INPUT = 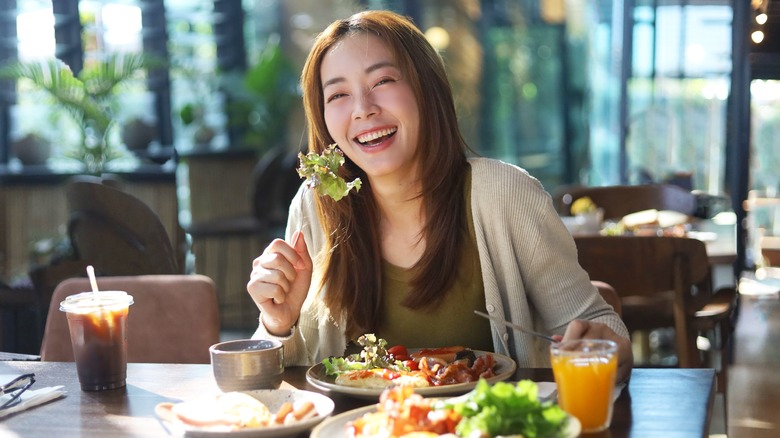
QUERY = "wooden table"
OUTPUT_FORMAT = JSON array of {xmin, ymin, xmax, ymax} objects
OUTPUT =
[{"xmin": 0, "ymin": 361, "xmax": 715, "ymax": 437}]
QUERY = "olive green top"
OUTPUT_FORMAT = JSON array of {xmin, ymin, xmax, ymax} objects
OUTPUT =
[
  {"xmin": 376, "ymin": 168, "xmax": 493, "ymax": 351},
  {"xmin": 257, "ymin": 158, "xmax": 628, "ymax": 368}
]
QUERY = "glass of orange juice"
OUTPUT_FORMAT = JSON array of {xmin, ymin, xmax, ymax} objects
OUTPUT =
[{"xmin": 550, "ymin": 339, "xmax": 618, "ymax": 433}]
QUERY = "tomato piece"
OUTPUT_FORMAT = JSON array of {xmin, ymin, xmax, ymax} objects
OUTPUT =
[
  {"xmin": 388, "ymin": 345, "xmax": 409, "ymax": 360},
  {"xmin": 403, "ymin": 359, "xmax": 418, "ymax": 371}
]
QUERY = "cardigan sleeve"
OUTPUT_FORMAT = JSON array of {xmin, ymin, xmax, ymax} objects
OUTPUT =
[
  {"xmin": 469, "ymin": 158, "xmax": 628, "ymax": 366},
  {"xmin": 252, "ymin": 183, "xmax": 349, "ymax": 366}
]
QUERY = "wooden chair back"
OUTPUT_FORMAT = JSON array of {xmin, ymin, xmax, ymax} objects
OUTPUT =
[
  {"xmin": 556, "ymin": 184, "xmax": 696, "ymax": 220},
  {"xmin": 251, "ymin": 147, "xmax": 301, "ymax": 231},
  {"xmin": 40, "ymin": 275, "xmax": 220, "ymax": 364},
  {"xmin": 592, "ymin": 280, "xmax": 622, "ymax": 318},
  {"xmin": 574, "ymin": 235, "xmax": 713, "ymax": 367},
  {"xmin": 66, "ymin": 178, "xmax": 181, "ymax": 276}
]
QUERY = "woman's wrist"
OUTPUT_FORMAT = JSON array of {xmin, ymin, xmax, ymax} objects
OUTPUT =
[{"xmin": 261, "ymin": 314, "xmax": 296, "ymax": 337}]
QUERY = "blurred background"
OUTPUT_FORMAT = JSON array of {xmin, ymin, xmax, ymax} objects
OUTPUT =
[{"xmin": 0, "ymin": 0, "xmax": 778, "ymax": 344}]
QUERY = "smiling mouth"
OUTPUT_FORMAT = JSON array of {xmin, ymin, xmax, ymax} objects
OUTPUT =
[{"xmin": 355, "ymin": 127, "xmax": 397, "ymax": 146}]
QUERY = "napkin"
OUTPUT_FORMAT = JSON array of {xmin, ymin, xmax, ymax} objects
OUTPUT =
[{"xmin": 0, "ymin": 380, "xmax": 66, "ymax": 419}]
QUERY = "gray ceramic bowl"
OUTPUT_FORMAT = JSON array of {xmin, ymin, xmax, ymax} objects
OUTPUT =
[{"xmin": 209, "ymin": 339, "xmax": 284, "ymax": 392}]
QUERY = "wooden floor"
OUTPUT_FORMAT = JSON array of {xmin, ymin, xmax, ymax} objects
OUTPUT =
[{"xmin": 709, "ymin": 292, "xmax": 780, "ymax": 437}]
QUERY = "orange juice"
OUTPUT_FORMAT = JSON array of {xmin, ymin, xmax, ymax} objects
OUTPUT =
[{"xmin": 550, "ymin": 340, "xmax": 617, "ymax": 433}]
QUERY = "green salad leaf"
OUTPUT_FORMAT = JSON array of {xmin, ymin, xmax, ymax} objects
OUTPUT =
[
  {"xmin": 297, "ymin": 143, "xmax": 361, "ymax": 201},
  {"xmin": 435, "ymin": 379, "xmax": 568, "ymax": 438},
  {"xmin": 322, "ymin": 333, "xmax": 408, "ymax": 375}
]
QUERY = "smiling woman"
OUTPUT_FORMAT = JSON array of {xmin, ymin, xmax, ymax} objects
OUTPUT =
[{"xmin": 246, "ymin": 9, "xmax": 633, "ymax": 383}]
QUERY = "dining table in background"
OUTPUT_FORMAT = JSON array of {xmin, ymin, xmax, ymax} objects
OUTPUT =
[
  {"xmin": 564, "ymin": 214, "xmax": 738, "ymax": 289},
  {"xmin": 0, "ymin": 361, "xmax": 715, "ymax": 438}
]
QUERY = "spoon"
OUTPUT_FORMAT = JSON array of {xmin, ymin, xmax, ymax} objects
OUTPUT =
[{"xmin": 473, "ymin": 310, "xmax": 556, "ymax": 343}]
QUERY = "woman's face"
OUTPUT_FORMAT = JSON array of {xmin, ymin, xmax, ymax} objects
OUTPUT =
[{"xmin": 320, "ymin": 32, "xmax": 420, "ymax": 182}]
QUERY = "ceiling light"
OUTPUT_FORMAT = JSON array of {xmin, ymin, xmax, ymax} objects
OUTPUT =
[{"xmin": 425, "ymin": 26, "xmax": 450, "ymax": 51}]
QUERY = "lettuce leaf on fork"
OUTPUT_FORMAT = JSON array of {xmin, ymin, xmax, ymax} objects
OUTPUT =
[{"xmin": 297, "ymin": 143, "xmax": 361, "ymax": 201}]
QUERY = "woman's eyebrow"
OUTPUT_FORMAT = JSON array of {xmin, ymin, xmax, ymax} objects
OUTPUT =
[
  {"xmin": 365, "ymin": 61, "xmax": 396, "ymax": 74},
  {"xmin": 322, "ymin": 76, "xmax": 344, "ymax": 90},
  {"xmin": 322, "ymin": 61, "xmax": 398, "ymax": 89}
]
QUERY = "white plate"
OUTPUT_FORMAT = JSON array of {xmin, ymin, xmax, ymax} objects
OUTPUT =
[
  {"xmin": 305, "ymin": 350, "xmax": 517, "ymax": 400},
  {"xmin": 155, "ymin": 389, "xmax": 335, "ymax": 437},
  {"xmin": 622, "ymin": 209, "xmax": 689, "ymax": 229},
  {"xmin": 310, "ymin": 402, "xmax": 581, "ymax": 438}
]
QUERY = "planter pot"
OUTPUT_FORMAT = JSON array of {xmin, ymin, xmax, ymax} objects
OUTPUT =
[
  {"xmin": 193, "ymin": 124, "xmax": 216, "ymax": 150},
  {"xmin": 122, "ymin": 119, "xmax": 158, "ymax": 152},
  {"xmin": 12, "ymin": 133, "xmax": 51, "ymax": 165}
]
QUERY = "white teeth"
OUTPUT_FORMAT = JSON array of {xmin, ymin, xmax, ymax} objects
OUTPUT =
[{"xmin": 356, "ymin": 128, "xmax": 397, "ymax": 144}]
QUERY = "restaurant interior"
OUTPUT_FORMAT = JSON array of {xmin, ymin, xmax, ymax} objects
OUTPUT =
[{"xmin": 0, "ymin": 0, "xmax": 779, "ymax": 437}]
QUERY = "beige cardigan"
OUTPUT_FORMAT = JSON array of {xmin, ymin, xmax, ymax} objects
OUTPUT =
[{"xmin": 252, "ymin": 157, "xmax": 629, "ymax": 367}]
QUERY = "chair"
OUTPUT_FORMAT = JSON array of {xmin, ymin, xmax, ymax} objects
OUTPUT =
[
  {"xmin": 186, "ymin": 147, "xmax": 301, "ymax": 330},
  {"xmin": 65, "ymin": 176, "xmax": 182, "ymax": 276},
  {"xmin": 0, "ymin": 281, "xmax": 44, "ymax": 354},
  {"xmin": 555, "ymin": 184, "xmax": 696, "ymax": 220},
  {"xmin": 40, "ymin": 274, "xmax": 220, "ymax": 364},
  {"xmin": 574, "ymin": 235, "xmax": 737, "ymax": 419},
  {"xmin": 187, "ymin": 146, "xmax": 301, "ymax": 239},
  {"xmin": 592, "ymin": 280, "xmax": 622, "ymax": 317},
  {"xmin": 744, "ymin": 189, "xmax": 780, "ymax": 268}
]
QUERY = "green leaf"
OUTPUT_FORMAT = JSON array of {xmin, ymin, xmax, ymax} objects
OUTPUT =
[
  {"xmin": 320, "ymin": 334, "xmax": 408, "ymax": 376},
  {"xmin": 441, "ymin": 379, "xmax": 568, "ymax": 438},
  {"xmin": 297, "ymin": 144, "xmax": 361, "ymax": 201}
]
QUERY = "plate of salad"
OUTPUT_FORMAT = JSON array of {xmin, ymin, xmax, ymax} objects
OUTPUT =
[
  {"xmin": 310, "ymin": 380, "xmax": 580, "ymax": 438},
  {"xmin": 305, "ymin": 334, "xmax": 516, "ymax": 399}
]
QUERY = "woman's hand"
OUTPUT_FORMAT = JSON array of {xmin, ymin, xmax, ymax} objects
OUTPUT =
[
  {"xmin": 561, "ymin": 319, "xmax": 634, "ymax": 383},
  {"xmin": 246, "ymin": 231, "xmax": 313, "ymax": 336}
]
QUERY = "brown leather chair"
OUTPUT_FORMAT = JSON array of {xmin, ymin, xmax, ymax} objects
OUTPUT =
[
  {"xmin": 555, "ymin": 184, "xmax": 696, "ymax": 220},
  {"xmin": 40, "ymin": 274, "xmax": 220, "ymax": 364},
  {"xmin": 574, "ymin": 235, "xmax": 737, "ymax": 422}
]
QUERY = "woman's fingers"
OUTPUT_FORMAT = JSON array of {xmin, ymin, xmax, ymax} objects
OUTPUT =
[
  {"xmin": 561, "ymin": 319, "xmax": 634, "ymax": 383},
  {"xmin": 246, "ymin": 233, "xmax": 313, "ymax": 336},
  {"xmin": 291, "ymin": 230, "xmax": 312, "ymax": 270}
]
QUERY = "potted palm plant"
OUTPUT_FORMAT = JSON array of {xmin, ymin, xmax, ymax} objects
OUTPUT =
[{"xmin": 0, "ymin": 53, "xmax": 159, "ymax": 174}]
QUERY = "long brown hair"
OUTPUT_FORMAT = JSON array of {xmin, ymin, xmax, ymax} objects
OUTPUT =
[{"xmin": 300, "ymin": 10, "xmax": 469, "ymax": 338}]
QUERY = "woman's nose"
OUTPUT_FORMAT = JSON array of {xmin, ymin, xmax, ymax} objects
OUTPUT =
[{"xmin": 352, "ymin": 93, "xmax": 378, "ymax": 120}]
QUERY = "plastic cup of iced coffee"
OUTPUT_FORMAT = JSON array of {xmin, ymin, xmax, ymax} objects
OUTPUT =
[{"xmin": 60, "ymin": 291, "xmax": 134, "ymax": 391}]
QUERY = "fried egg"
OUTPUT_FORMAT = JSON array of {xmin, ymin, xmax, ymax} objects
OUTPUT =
[{"xmin": 334, "ymin": 369, "xmax": 430, "ymax": 389}]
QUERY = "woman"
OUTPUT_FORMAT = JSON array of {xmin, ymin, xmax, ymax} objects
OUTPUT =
[{"xmin": 247, "ymin": 10, "xmax": 632, "ymax": 381}]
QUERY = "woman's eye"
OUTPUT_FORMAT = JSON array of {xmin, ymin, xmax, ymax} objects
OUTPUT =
[
  {"xmin": 374, "ymin": 78, "xmax": 395, "ymax": 88},
  {"xmin": 326, "ymin": 93, "xmax": 346, "ymax": 103}
]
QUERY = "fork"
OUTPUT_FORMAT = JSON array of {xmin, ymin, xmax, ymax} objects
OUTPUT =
[
  {"xmin": 474, "ymin": 310, "xmax": 556, "ymax": 343},
  {"xmin": 291, "ymin": 176, "xmax": 319, "ymax": 247}
]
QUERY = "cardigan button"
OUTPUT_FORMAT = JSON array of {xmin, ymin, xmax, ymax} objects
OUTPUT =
[
  {"xmin": 486, "ymin": 305, "xmax": 495, "ymax": 312},
  {"xmin": 502, "ymin": 333, "xmax": 509, "ymax": 341}
]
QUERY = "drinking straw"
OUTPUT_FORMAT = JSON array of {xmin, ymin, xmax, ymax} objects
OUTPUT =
[
  {"xmin": 87, "ymin": 265, "xmax": 100, "ymax": 294},
  {"xmin": 86, "ymin": 265, "xmax": 105, "ymax": 308}
]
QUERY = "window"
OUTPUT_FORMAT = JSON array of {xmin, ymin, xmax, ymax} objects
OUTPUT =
[
  {"xmin": 1, "ymin": 0, "xmax": 168, "ymax": 173},
  {"xmin": 627, "ymin": 1, "xmax": 733, "ymax": 193}
]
